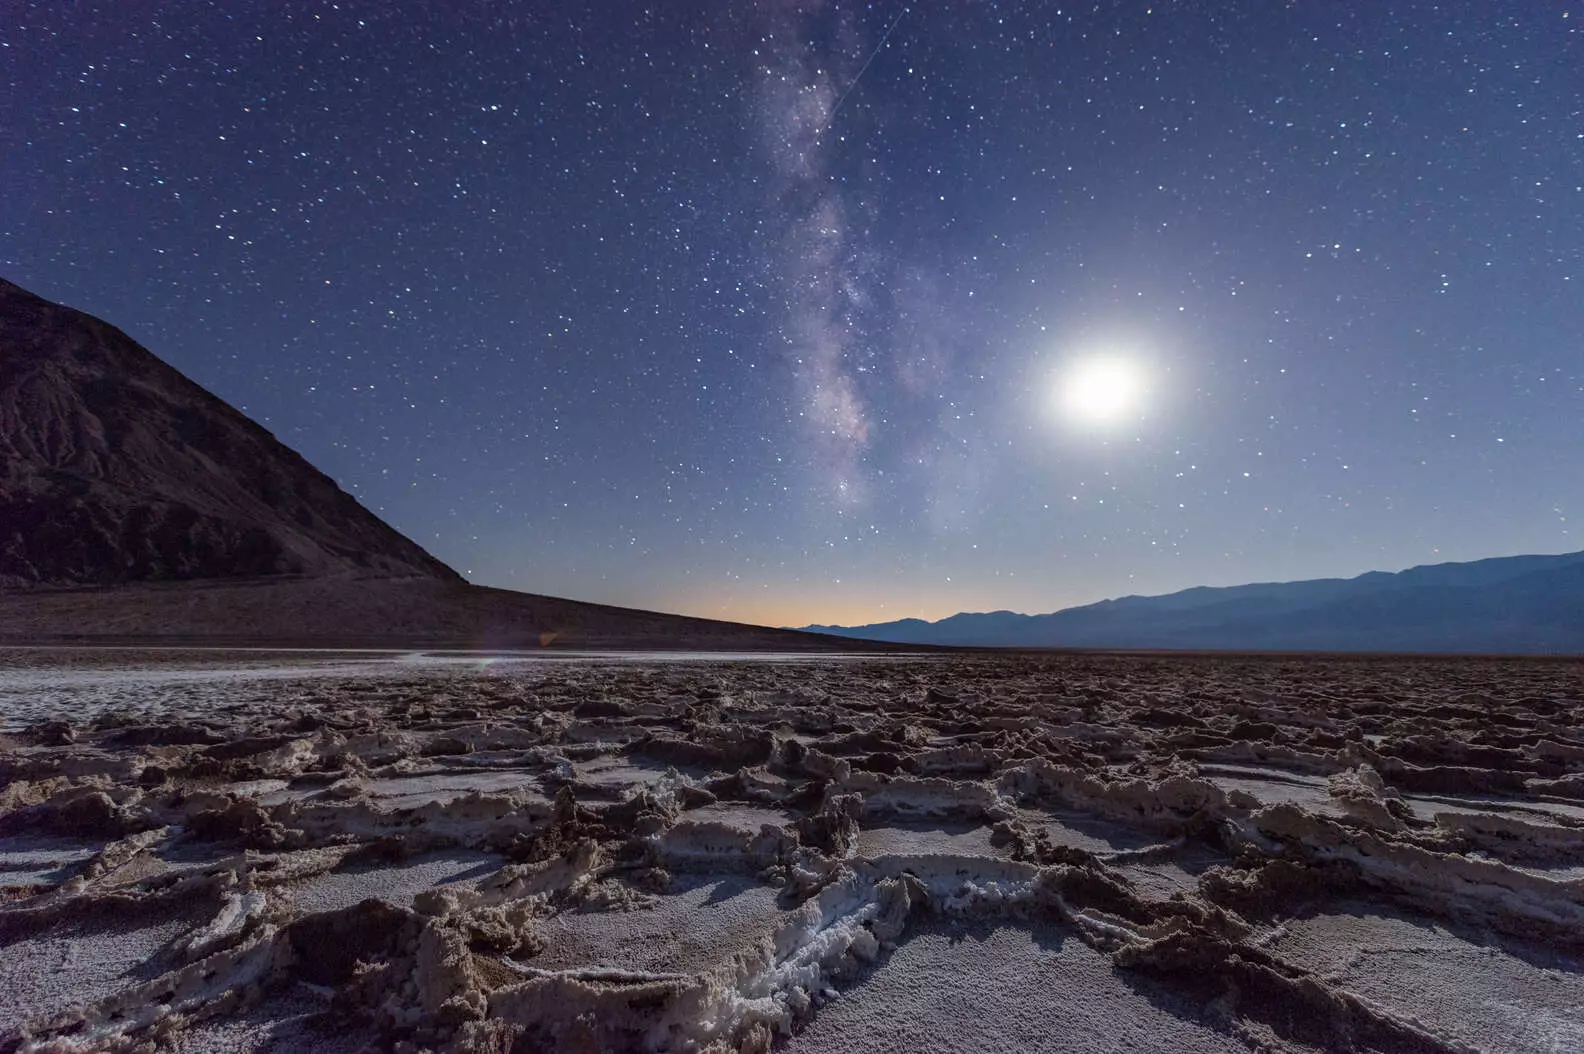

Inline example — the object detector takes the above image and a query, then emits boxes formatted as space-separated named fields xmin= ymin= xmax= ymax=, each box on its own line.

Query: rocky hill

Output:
xmin=0 ymin=278 xmax=459 ymax=586
xmin=0 ymin=278 xmax=888 ymax=650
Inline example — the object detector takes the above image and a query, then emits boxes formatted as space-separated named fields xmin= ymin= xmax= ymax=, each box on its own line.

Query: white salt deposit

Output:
xmin=786 ymin=921 xmax=1247 ymax=1053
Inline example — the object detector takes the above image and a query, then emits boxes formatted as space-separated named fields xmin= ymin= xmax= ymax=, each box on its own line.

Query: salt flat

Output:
xmin=2 ymin=647 xmax=1582 ymax=1052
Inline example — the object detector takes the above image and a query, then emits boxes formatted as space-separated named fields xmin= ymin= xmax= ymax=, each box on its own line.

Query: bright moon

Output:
xmin=1056 ymin=355 xmax=1147 ymax=426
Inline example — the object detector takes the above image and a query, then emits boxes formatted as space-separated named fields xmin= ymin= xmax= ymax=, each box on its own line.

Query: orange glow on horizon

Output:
xmin=645 ymin=588 xmax=1018 ymax=631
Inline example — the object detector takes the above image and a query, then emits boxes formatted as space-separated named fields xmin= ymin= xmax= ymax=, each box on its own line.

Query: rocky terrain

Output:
xmin=0 ymin=279 xmax=458 ymax=587
xmin=3 ymin=648 xmax=1583 ymax=1052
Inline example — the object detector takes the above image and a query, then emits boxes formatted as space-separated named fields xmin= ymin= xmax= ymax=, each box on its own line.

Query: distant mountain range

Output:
xmin=802 ymin=551 xmax=1584 ymax=654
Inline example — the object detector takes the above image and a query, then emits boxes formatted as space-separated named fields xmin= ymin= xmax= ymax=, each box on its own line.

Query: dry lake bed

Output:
xmin=2 ymin=647 xmax=1583 ymax=1052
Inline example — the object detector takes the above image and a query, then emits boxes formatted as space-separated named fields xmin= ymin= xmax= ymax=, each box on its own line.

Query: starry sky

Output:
xmin=4 ymin=2 xmax=1581 ymax=627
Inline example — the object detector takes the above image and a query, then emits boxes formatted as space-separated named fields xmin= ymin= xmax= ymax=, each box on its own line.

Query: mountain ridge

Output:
xmin=802 ymin=550 xmax=1584 ymax=654
xmin=0 ymin=277 xmax=460 ymax=586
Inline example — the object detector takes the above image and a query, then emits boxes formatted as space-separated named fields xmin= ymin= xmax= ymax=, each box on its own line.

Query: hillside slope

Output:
xmin=0 ymin=278 xmax=458 ymax=586
xmin=0 ymin=279 xmax=888 ymax=650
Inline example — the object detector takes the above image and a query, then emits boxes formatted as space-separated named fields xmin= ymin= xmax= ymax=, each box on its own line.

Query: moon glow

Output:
xmin=1056 ymin=354 xmax=1148 ymax=427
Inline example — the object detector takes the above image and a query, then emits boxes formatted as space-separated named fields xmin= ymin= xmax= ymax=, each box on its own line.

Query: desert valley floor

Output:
xmin=2 ymin=648 xmax=1583 ymax=1053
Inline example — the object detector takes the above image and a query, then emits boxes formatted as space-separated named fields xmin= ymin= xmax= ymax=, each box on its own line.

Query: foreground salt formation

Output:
xmin=2 ymin=649 xmax=1583 ymax=1052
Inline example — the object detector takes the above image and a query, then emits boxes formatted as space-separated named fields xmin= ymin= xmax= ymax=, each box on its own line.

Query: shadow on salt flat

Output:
xmin=0 ymin=834 xmax=105 ymax=888
xmin=0 ymin=907 xmax=204 ymax=1034
xmin=1199 ymin=764 xmax=1343 ymax=815
xmin=287 ymin=850 xmax=501 ymax=914
xmin=1116 ymin=861 xmax=1212 ymax=901
xmin=1406 ymin=792 xmax=1584 ymax=827
xmin=533 ymin=874 xmax=785 ymax=975
xmin=1266 ymin=899 xmax=1584 ymax=1053
xmin=784 ymin=920 xmax=1247 ymax=1054
xmin=167 ymin=994 xmax=377 ymax=1054
xmin=1114 ymin=842 xmax=1228 ymax=901
xmin=1020 ymin=809 xmax=1166 ymax=855
xmin=228 ymin=769 xmax=552 ymax=808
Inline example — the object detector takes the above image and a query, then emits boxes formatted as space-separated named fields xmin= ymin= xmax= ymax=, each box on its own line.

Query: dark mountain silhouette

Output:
xmin=0 ymin=278 xmax=881 ymax=650
xmin=803 ymin=551 xmax=1584 ymax=654
xmin=0 ymin=277 xmax=458 ymax=586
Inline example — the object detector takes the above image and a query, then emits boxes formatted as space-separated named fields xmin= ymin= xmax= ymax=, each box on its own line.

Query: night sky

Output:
xmin=5 ymin=2 xmax=1581 ymax=627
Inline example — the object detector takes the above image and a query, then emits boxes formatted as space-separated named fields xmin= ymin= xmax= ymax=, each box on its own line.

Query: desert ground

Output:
xmin=2 ymin=648 xmax=1583 ymax=1053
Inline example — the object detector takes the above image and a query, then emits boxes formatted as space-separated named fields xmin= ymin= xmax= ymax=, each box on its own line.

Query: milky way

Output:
xmin=4 ymin=2 xmax=1580 ymax=625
